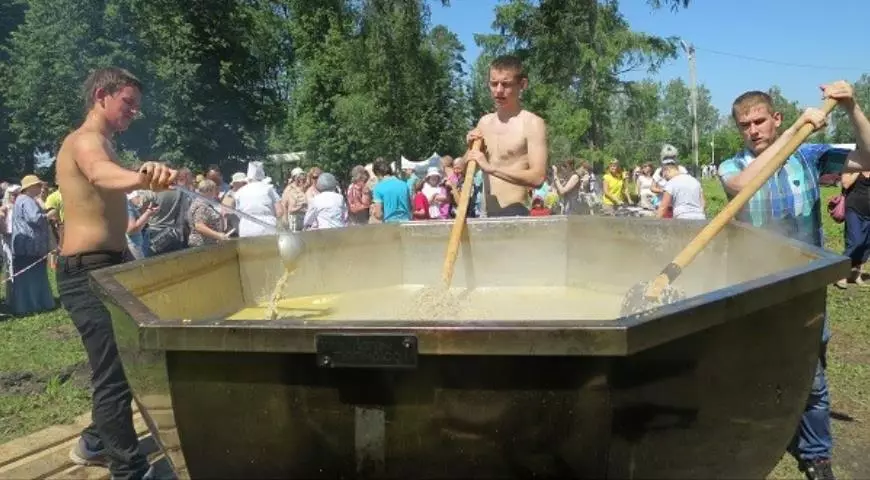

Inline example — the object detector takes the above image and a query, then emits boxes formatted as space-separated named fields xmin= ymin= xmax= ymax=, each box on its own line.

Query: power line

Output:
xmin=694 ymin=46 xmax=865 ymax=72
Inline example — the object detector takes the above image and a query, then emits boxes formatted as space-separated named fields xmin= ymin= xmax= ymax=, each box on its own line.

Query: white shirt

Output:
xmin=636 ymin=175 xmax=655 ymax=208
xmin=304 ymin=191 xmax=347 ymax=230
xmin=664 ymin=173 xmax=706 ymax=220
xmin=422 ymin=183 xmax=444 ymax=219
xmin=637 ymin=175 xmax=653 ymax=194
xmin=234 ymin=181 xmax=280 ymax=237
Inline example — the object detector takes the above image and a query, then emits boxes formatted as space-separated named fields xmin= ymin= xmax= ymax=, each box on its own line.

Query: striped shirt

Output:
xmin=717 ymin=144 xmax=850 ymax=247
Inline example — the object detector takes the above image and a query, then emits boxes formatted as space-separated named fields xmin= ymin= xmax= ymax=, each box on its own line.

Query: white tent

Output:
xmin=267 ymin=151 xmax=306 ymax=164
xmin=831 ymin=143 xmax=856 ymax=151
xmin=400 ymin=152 xmax=440 ymax=171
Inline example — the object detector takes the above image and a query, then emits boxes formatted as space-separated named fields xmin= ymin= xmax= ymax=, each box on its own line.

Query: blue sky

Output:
xmin=430 ymin=0 xmax=868 ymax=116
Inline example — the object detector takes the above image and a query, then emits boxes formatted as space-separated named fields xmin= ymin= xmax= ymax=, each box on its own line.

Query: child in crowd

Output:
xmin=412 ymin=179 xmax=430 ymax=220
xmin=529 ymin=196 xmax=551 ymax=216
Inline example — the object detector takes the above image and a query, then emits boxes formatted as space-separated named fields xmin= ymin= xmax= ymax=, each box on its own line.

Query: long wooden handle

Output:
xmin=441 ymin=139 xmax=483 ymax=287
xmin=654 ymin=98 xmax=838 ymax=288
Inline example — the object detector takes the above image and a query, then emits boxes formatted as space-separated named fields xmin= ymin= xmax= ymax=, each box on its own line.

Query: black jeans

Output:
xmin=57 ymin=250 xmax=149 ymax=480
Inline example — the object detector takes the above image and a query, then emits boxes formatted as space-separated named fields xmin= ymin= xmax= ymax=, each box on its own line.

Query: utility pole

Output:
xmin=680 ymin=39 xmax=700 ymax=176
xmin=710 ymin=133 xmax=715 ymax=165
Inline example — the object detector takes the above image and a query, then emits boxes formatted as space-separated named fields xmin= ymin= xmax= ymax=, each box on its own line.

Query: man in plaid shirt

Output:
xmin=718 ymin=81 xmax=870 ymax=480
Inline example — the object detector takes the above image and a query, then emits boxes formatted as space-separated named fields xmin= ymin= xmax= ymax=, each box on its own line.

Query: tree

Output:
xmin=281 ymin=0 xmax=467 ymax=179
xmin=421 ymin=24 xmax=470 ymax=156
xmin=607 ymin=80 xmax=666 ymax=166
xmin=130 ymin=0 xmax=289 ymax=169
xmin=467 ymin=49 xmax=494 ymax=123
xmin=658 ymin=78 xmax=718 ymax=167
xmin=1 ymin=0 xmax=120 ymax=174
xmin=0 ymin=0 xmax=27 ymax=178
xmin=711 ymin=116 xmax=745 ymax=165
xmin=1 ymin=0 xmax=294 ymax=176
xmin=767 ymin=85 xmax=801 ymax=130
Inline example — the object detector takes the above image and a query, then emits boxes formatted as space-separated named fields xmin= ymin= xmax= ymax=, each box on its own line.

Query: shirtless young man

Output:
xmin=55 ymin=67 xmax=176 ymax=480
xmin=465 ymin=55 xmax=548 ymax=217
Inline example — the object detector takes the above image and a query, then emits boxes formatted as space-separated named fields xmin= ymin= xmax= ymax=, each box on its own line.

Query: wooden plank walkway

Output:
xmin=0 ymin=403 xmax=178 ymax=480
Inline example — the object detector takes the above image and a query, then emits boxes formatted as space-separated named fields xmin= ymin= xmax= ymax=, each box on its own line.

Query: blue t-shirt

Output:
xmin=373 ymin=176 xmax=411 ymax=223
xmin=126 ymin=201 xmax=150 ymax=256
xmin=405 ymin=174 xmax=419 ymax=192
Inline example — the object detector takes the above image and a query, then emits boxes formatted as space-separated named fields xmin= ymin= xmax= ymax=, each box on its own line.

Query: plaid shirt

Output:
xmin=717 ymin=143 xmax=850 ymax=247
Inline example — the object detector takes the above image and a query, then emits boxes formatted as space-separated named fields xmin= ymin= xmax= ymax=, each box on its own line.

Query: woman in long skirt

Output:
xmin=9 ymin=175 xmax=55 ymax=315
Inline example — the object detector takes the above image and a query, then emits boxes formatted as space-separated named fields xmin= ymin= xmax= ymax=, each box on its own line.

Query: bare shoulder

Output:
xmin=520 ymin=110 xmax=546 ymax=129
xmin=520 ymin=110 xmax=545 ymax=122
xmin=73 ymin=129 xmax=111 ymax=154
xmin=72 ymin=129 xmax=117 ymax=169
xmin=477 ymin=112 xmax=496 ymax=128
xmin=521 ymin=111 xmax=547 ymax=144
xmin=60 ymin=129 xmax=108 ymax=162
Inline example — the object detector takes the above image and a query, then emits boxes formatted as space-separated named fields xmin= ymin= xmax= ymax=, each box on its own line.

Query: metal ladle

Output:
xmin=170 ymin=186 xmax=306 ymax=269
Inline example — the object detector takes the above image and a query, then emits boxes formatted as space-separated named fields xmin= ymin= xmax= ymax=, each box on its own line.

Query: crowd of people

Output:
xmin=121 ymin=142 xmax=709 ymax=262
xmin=2 ymin=54 xmax=869 ymax=480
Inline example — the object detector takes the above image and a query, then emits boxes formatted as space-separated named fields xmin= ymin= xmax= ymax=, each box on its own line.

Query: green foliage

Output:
xmin=0 ymin=0 xmax=26 ymax=178
xmin=830 ymin=74 xmax=870 ymax=144
xmin=767 ymin=85 xmax=802 ymax=129
xmin=712 ymin=120 xmax=746 ymax=163
xmin=129 ymin=0 xmax=289 ymax=169
xmin=0 ymin=0 xmax=865 ymax=185
xmin=645 ymin=0 xmax=691 ymax=10
xmin=2 ymin=0 xmax=105 ymax=172
xmin=282 ymin=0 xmax=469 ymax=179
xmin=0 ymin=0 xmax=293 ymax=175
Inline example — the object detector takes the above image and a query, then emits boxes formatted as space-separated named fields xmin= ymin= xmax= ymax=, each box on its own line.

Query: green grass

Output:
xmin=0 ymin=185 xmax=867 ymax=478
xmin=0 ymin=276 xmax=91 ymax=443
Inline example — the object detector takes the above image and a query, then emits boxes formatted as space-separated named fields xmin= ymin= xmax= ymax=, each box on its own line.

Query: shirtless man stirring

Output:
xmin=55 ymin=67 xmax=176 ymax=480
xmin=465 ymin=55 xmax=548 ymax=216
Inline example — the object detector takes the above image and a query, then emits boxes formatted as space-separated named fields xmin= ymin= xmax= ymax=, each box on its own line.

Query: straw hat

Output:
xmin=230 ymin=172 xmax=247 ymax=185
xmin=660 ymin=144 xmax=679 ymax=162
xmin=20 ymin=174 xmax=44 ymax=191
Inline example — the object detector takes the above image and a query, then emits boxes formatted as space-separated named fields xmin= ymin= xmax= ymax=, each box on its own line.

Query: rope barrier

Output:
xmin=2 ymin=249 xmax=58 ymax=284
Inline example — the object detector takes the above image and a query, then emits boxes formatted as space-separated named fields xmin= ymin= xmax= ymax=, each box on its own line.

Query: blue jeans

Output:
xmin=790 ymin=316 xmax=832 ymax=462
xmin=843 ymin=208 xmax=870 ymax=268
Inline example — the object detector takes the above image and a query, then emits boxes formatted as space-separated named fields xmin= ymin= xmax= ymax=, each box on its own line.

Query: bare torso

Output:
xmin=477 ymin=110 xmax=540 ymax=211
xmin=56 ymin=129 xmax=129 ymax=255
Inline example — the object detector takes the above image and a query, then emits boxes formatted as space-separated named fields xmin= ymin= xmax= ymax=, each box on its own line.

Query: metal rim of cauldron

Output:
xmin=89 ymin=216 xmax=849 ymax=358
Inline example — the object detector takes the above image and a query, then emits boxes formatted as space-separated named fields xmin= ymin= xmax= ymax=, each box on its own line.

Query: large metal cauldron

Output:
xmin=91 ymin=216 xmax=848 ymax=479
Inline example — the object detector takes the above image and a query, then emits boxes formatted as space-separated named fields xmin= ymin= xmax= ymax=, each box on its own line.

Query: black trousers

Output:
xmin=56 ymin=250 xmax=149 ymax=480
xmin=488 ymin=202 xmax=530 ymax=217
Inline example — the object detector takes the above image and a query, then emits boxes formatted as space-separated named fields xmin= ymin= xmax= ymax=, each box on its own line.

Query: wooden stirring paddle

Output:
xmin=441 ymin=138 xmax=484 ymax=287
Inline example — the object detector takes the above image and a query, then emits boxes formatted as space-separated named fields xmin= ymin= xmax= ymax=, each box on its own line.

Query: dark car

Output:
xmin=820 ymin=172 xmax=841 ymax=187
